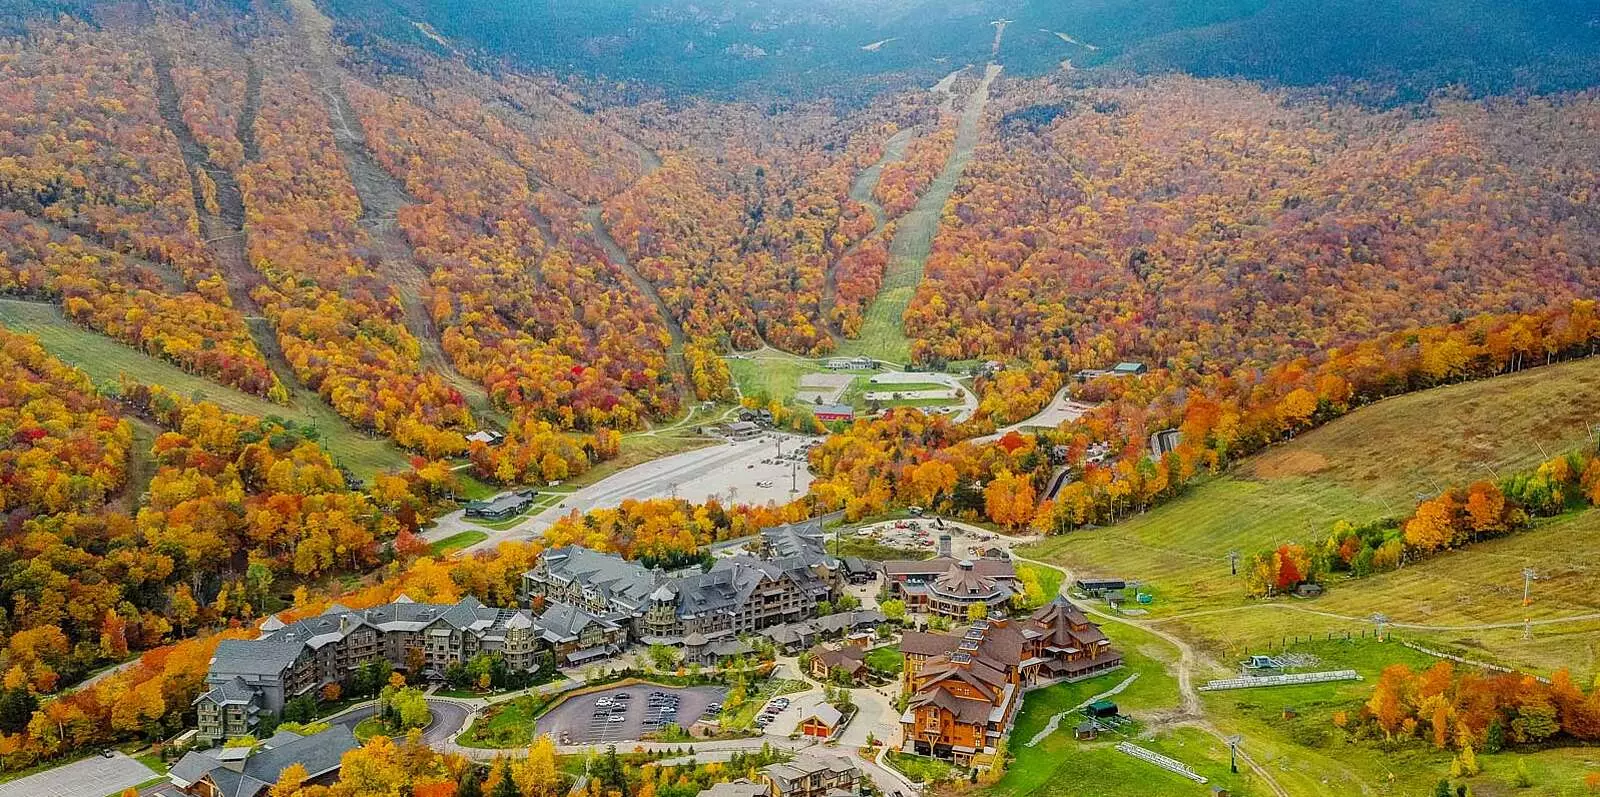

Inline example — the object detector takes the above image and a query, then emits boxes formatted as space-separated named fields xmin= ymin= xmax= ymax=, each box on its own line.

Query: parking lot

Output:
xmin=535 ymin=685 xmax=726 ymax=744
xmin=0 ymin=751 xmax=157 ymax=797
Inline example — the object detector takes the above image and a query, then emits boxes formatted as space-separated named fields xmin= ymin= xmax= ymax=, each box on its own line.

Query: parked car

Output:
xmin=609 ymin=714 xmax=627 ymax=723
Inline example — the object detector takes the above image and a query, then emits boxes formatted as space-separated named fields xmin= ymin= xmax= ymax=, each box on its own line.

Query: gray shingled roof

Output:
xmin=194 ymin=676 xmax=259 ymax=707
xmin=209 ymin=639 xmax=306 ymax=678
xmin=534 ymin=602 xmax=614 ymax=643
xmin=540 ymin=546 xmax=660 ymax=606
xmin=169 ymin=727 xmax=358 ymax=797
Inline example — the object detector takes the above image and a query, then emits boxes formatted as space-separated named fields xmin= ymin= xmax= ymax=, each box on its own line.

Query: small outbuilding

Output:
xmin=1087 ymin=700 xmax=1119 ymax=719
xmin=1074 ymin=578 xmax=1127 ymax=597
xmin=799 ymin=703 xmax=844 ymax=739
xmin=1074 ymin=720 xmax=1097 ymax=741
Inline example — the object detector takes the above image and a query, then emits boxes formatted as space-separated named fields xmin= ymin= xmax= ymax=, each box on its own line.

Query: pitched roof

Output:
xmin=882 ymin=556 xmax=1016 ymax=579
xmin=811 ymin=643 xmax=867 ymax=673
xmin=900 ymin=630 xmax=959 ymax=657
xmin=698 ymin=781 xmax=770 ymax=797
xmin=169 ymin=727 xmax=358 ymax=797
xmin=764 ymin=754 xmax=859 ymax=787
xmin=803 ymin=703 xmax=844 ymax=726
xmin=208 ymin=639 xmax=307 ymax=678
xmin=194 ymin=676 xmax=259 ymax=707
xmin=908 ymin=687 xmax=992 ymax=724
xmin=534 ymin=602 xmax=615 ymax=643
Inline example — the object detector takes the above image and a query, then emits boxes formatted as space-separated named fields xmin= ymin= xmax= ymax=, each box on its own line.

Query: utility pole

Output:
xmin=1227 ymin=550 xmax=1240 ymax=576
xmin=1226 ymin=735 xmax=1242 ymax=774
xmin=1524 ymin=567 xmax=1537 ymax=607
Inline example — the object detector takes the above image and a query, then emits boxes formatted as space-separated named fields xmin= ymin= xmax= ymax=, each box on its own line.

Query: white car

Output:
xmin=609 ymin=714 xmax=627 ymax=723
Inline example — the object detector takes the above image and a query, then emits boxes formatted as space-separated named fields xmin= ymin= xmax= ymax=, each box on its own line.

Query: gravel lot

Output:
xmin=535 ymin=685 xmax=726 ymax=745
xmin=0 ymin=752 xmax=156 ymax=797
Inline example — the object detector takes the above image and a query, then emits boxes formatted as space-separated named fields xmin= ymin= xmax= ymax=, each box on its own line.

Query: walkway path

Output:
xmin=1007 ymin=550 xmax=1290 ymax=797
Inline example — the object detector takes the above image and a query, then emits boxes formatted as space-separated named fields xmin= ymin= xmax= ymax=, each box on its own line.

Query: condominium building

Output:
xmin=194 ymin=596 xmax=542 ymax=740
xmin=762 ymin=754 xmax=862 ymax=797
xmin=523 ymin=523 xmax=838 ymax=645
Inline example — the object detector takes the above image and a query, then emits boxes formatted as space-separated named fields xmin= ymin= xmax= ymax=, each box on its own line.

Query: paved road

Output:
xmin=330 ymin=698 xmax=473 ymax=748
xmin=968 ymin=386 xmax=1091 ymax=444
xmin=0 ymin=752 xmax=157 ymax=797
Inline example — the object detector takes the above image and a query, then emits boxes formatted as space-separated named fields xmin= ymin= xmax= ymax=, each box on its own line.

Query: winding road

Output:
xmin=328 ymin=698 xmax=474 ymax=748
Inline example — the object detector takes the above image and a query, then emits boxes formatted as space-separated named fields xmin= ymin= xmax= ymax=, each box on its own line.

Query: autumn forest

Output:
xmin=2 ymin=0 xmax=1600 ymax=791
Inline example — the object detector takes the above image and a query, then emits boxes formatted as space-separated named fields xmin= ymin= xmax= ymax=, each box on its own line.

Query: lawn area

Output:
xmin=429 ymin=530 xmax=489 ymax=555
xmin=458 ymin=692 xmax=557 ymax=748
xmin=728 ymin=352 xmax=828 ymax=405
xmin=454 ymin=472 xmax=501 ymax=500
xmin=885 ymin=750 xmax=962 ymax=784
xmin=353 ymin=716 xmax=391 ymax=742
xmin=1014 ymin=562 xmax=1063 ymax=609
xmin=990 ymin=725 xmax=1264 ymax=797
xmin=1154 ymin=507 xmax=1600 ymax=678
xmin=864 ymin=645 xmax=903 ymax=674
xmin=0 ymin=298 xmax=411 ymax=480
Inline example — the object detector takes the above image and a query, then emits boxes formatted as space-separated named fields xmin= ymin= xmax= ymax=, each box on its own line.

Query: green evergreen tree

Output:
xmin=458 ymin=765 xmax=484 ymax=797
xmin=491 ymin=758 xmax=519 ymax=797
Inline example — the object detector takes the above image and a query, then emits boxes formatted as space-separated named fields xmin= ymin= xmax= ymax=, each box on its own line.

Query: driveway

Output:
xmin=0 ymin=752 xmax=157 ymax=797
xmin=330 ymin=698 xmax=474 ymax=747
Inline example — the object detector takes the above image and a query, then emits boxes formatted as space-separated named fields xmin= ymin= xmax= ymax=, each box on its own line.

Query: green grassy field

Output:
xmin=1021 ymin=355 xmax=1600 ymax=653
xmin=428 ymin=530 xmax=489 ymax=555
xmin=1193 ymin=636 xmax=1600 ymax=796
xmin=0 ymin=299 xmax=411 ymax=480
xmin=1150 ymin=507 xmax=1600 ymax=678
xmin=988 ymin=622 xmax=1274 ymax=797
xmin=865 ymin=644 xmax=904 ymax=674
xmin=1015 ymin=562 xmax=1064 ymax=610
xmin=1011 ymin=356 xmax=1600 ymax=792
xmin=727 ymin=351 xmax=827 ymax=404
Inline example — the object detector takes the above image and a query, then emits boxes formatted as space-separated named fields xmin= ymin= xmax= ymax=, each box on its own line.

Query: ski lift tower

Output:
xmin=1226 ymin=735 xmax=1242 ymax=774
xmin=1371 ymin=612 xmax=1390 ymax=642
xmin=1523 ymin=567 xmax=1538 ymax=607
